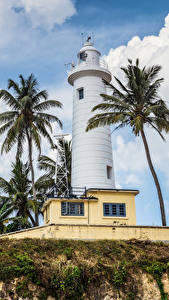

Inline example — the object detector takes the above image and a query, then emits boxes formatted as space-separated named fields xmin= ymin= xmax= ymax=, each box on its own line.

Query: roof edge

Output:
xmin=87 ymin=188 xmax=139 ymax=195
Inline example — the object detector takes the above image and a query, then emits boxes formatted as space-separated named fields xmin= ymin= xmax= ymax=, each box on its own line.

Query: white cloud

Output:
xmin=18 ymin=0 xmax=76 ymax=29
xmin=114 ymin=135 xmax=146 ymax=173
xmin=125 ymin=174 xmax=141 ymax=185
xmin=0 ymin=0 xmax=76 ymax=32
xmin=105 ymin=14 xmax=169 ymax=87
xmin=0 ymin=0 xmax=78 ymax=65
xmin=105 ymin=14 xmax=169 ymax=187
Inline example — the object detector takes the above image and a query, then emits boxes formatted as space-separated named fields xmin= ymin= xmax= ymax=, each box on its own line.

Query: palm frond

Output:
xmin=86 ymin=112 xmax=129 ymax=131
xmin=38 ymin=155 xmax=55 ymax=177
xmin=0 ymin=177 xmax=13 ymax=194
xmin=0 ymin=111 xmax=18 ymax=124
xmin=34 ymin=100 xmax=62 ymax=111
xmin=35 ymin=121 xmax=54 ymax=148
xmin=0 ymin=121 xmax=14 ymax=135
xmin=0 ymin=90 xmax=20 ymax=109
xmin=36 ymin=113 xmax=62 ymax=128
xmin=8 ymin=79 xmax=20 ymax=94
xmin=31 ymin=124 xmax=41 ymax=153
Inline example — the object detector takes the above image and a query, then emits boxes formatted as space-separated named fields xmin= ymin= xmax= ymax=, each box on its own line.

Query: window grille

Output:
xmin=103 ymin=203 xmax=126 ymax=217
xmin=61 ymin=202 xmax=84 ymax=216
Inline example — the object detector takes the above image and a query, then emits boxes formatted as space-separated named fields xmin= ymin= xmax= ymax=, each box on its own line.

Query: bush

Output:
xmin=52 ymin=265 xmax=83 ymax=299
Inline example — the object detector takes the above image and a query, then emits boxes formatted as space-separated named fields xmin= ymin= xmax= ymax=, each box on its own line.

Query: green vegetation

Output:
xmin=0 ymin=74 xmax=62 ymax=226
xmin=0 ymin=159 xmax=56 ymax=233
xmin=0 ymin=239 xmax=168 ymax=299
xmin=87 ymin=59 xmax=169 ymax=226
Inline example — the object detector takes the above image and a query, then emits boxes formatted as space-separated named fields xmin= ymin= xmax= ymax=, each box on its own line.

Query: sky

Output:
xmin=0 ymin=0 xmax=169 ymax=226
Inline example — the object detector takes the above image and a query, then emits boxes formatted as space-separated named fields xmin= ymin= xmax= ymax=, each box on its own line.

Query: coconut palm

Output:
xmin=0 ymin=74 xmax=62 ymax=225
xmin=0 ymin=160 xmax=36 ymax=226
xmin=86 ymin=59 xmax=169 ymax=226
xmin=0 ymin=159 xmax=51 ymax=228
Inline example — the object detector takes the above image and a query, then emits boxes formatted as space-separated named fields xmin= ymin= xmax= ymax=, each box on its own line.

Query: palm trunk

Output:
xmin=26 ymin=130 xmax=39 ymax=226
xmin=141 ymin=129 xmax=166 ymax=226
xmin=27 ymin=210 xmax=36 ymax=227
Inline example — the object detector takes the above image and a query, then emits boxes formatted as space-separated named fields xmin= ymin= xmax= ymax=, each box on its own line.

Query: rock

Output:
xmin=28 ymin=282 xmax=37 ymax=292
xmin=162 ymin=273 xmax=169 ymax=296
xmin=103 ymin=295 xmax=114 ymax=300
xmin=0 ymin=281 xmax=3 ymax=291
xmin=137 ymin=273 xmax=161 ymax=300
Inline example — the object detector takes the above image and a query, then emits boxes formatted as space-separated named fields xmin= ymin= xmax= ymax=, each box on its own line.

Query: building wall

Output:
xmin=42 ymin=190 xmax=137 ymax=226
xmin=1 ymin=224 xmax=169 ymax=241
xmin=87 ymin=190 xmax=136 ymax=226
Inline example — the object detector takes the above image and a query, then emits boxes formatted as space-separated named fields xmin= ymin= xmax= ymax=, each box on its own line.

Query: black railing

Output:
xmin=46 ymin=185 xmax=87 ymax=199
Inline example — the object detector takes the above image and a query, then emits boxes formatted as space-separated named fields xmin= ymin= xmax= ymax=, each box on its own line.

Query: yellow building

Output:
xmin=2 ymin=188 xmax=169 ymax=242
xmin=42 ymin=188 xmax=139 ymax=226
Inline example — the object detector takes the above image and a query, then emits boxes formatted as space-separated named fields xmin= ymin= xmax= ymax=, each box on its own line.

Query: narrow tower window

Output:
xmin=107 ymin=165 xmax=112 ymax=179
xmin=78 ymin=88 xmax=84 ymax=100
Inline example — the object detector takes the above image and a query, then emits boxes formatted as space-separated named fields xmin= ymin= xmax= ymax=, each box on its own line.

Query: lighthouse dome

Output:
xmin=78 ymin=42 xmax=101 ymax=56
xmin=77 ymin=41 xmax=101 ymax=66
xmin=68 ymin=42 xmax=111 ymax=85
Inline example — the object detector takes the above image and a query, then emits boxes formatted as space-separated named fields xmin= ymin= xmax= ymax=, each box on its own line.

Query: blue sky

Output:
xmin=0 ymin=0 xmax=169 ymax=226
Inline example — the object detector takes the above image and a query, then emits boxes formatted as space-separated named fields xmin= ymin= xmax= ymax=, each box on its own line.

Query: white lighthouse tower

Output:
xmin=68 ymin=39 xmax=115 ymax=190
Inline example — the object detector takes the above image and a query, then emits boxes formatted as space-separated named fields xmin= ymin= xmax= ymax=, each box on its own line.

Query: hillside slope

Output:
xmin=0 ymin=239 xmax=169 ymax=299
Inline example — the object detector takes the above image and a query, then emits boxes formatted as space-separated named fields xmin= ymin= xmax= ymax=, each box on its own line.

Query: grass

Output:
xmin=0 ymin=239 xmax=168 ymax=299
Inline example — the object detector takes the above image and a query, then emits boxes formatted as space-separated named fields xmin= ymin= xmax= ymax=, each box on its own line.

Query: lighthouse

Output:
xmin=42 ymin=39 xmax=138 ymax=231
xmin=68 ymin=40 xmax=115 ymax=189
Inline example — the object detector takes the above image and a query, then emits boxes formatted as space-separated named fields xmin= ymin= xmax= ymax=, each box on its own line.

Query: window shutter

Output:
xmin=112 ymin=204 xmax=117 ymax=216
xmin=119 ymin=204 xmax=126 ymax=217
xmin=61 ymin=202 xmax=67 ymax=215
xmin=104 ymin=204 xmax=110 ymax=216
xmin=103 ymin=203 xmax=126 ymax=217
xmin=61 ymin=202 xmax=84 ymax=216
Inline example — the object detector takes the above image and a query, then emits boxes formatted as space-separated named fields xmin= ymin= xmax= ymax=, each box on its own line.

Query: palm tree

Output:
xmin=86 ymin=59 xmax=169 ymax=226
xmin=0 ymin=160 xmax=36 ymax=226
xmin=0 ymin=159 xmax=51 ymax=228
xmin=0 ymin=74 xmax=62 ymax=225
